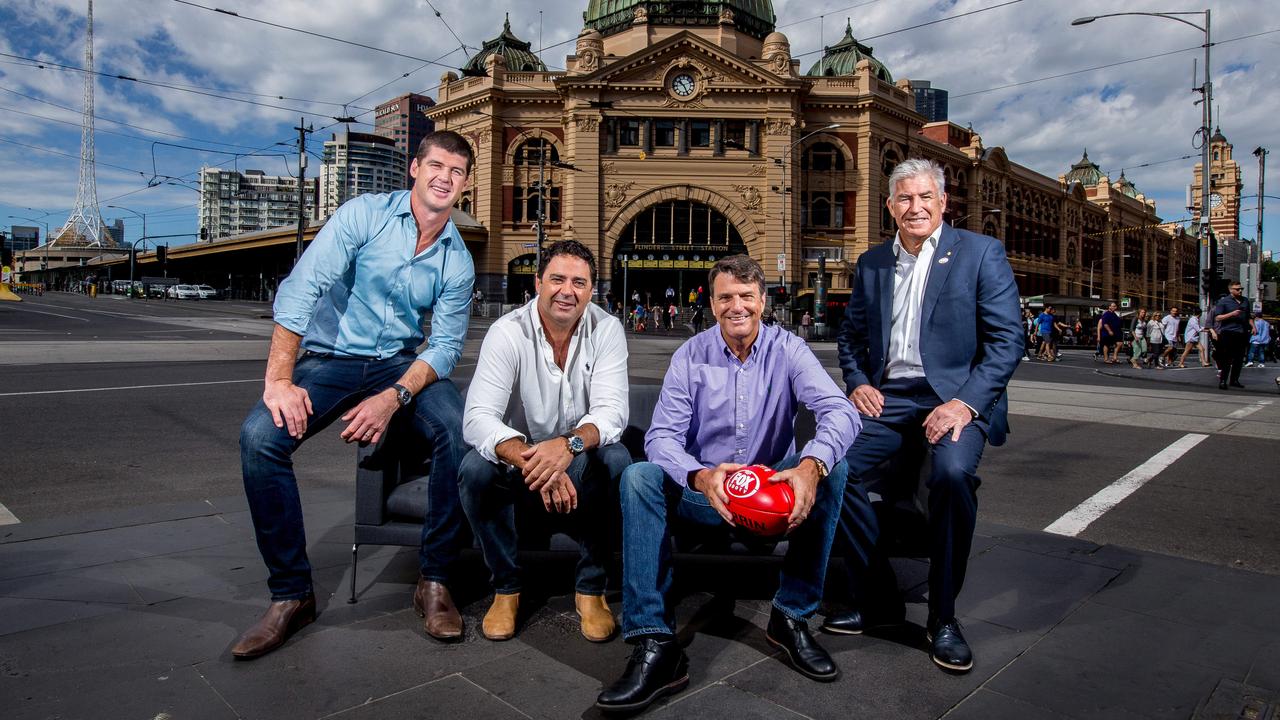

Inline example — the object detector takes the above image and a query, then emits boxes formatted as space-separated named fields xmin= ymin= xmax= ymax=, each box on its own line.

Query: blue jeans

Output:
xmin=1248 ymin=343 xmax=1267 ymax=363
xmin=839 ymin=376 xmax=985 ymax=622
xmin=619 ymin=455 xmax=848 ymax=639
xmin=240 ymin=352 xmax=466 ymax=600
xmin=458 ymin=443 xmax=632 ymax=595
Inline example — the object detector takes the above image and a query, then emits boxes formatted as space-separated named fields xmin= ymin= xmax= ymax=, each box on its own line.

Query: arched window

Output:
xmin=617 ymin=200 xmax=744 ymax=249
xmin=512 ymin=138 xmax=560 ymax=224
xmin=802 ymin=142 xmax=845 ymax=171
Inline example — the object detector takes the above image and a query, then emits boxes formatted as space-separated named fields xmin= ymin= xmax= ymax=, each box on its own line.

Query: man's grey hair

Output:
xmin=888 ymin=158 xmax=946 ymax=197
xmin=708 ymin=254 xmax=766 ymax=295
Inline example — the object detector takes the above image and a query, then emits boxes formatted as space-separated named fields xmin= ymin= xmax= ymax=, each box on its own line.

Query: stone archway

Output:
xmin=604 ymin=184 xmax=761 ymax=261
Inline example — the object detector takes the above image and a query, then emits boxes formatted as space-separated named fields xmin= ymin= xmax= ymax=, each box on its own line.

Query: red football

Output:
xmin=723 ymin=465 xmax=794 ymax=537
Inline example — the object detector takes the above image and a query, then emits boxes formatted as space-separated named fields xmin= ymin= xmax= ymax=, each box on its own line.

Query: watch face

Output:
xmin=670 ymin=73 xmax=696 ymax=97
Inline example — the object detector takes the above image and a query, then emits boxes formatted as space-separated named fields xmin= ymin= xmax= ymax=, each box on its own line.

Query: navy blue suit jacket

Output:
xmin=836 ymin=224 xmax=1023 ymax=446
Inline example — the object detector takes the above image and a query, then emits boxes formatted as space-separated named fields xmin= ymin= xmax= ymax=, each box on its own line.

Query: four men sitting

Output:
xmin=232 ymin=138 xmax=1019 ymax=711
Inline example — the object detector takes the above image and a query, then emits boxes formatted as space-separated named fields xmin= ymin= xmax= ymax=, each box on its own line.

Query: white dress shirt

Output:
xmin=885 ymin=225 xmax=942 ymax=379
xmin=463 ymin=299 xmax=629 ymax=465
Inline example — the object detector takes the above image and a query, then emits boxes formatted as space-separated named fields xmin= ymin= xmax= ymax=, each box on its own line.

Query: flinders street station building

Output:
xmin=429 ymin=0 xmax=1202 ymax=314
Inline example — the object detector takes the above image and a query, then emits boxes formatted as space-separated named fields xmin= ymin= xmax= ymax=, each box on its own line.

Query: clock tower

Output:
xmin=1190 ymin=127 xmax=1243 ymax=240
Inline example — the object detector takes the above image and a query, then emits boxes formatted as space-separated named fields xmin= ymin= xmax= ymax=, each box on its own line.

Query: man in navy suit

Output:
xmin=823 ymin=158 xmax=1022 ymax=672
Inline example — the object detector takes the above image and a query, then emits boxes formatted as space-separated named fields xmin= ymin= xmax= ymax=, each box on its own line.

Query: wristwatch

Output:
xmin=803 ymin=456 xmax=829 ymax=479
xmin=562 ymin=432 xmax=585 ymax=456
xmin=390 ymin=383 xmax=412 ymax=407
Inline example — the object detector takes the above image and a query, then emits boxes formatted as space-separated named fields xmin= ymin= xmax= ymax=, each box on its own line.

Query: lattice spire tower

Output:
xmin=57 ymin=0 xmax=108 ymax=247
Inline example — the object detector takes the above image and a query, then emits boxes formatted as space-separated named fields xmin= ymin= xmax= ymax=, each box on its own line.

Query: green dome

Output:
xmin=804 ymin=20 xmax=892 ymax=82
xmin=1064 ymin=149 xmax=1103 ymax=187
xmin=583 ymin=0 xmax=776 ymax=41
xmin=463 ymin=15 xmax=547 ymax=74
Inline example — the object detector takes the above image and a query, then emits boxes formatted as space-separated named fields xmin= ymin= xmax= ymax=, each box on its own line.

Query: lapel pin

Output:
xmin=938 ymin=257 xmax=949 ymax=264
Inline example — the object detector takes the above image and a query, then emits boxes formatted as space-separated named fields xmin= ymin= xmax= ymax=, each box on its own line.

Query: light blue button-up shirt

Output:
xmin=273 ymin=190 xmax=474 ymax=379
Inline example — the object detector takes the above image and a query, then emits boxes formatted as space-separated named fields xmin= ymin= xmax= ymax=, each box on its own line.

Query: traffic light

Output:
xmin=1201 ymin=268 xmax=1214 ymax=300
xmin=156 ymin=244 xmax=167 ymax=264
xmin=773 ymin=285 xmax=789 ymax=305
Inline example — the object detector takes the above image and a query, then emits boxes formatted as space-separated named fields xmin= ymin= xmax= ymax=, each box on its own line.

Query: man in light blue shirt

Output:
xmin=232 ymin=131 xmax=475 ymax=659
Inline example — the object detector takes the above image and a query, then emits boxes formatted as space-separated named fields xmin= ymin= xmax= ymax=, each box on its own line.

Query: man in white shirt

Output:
xmin=1160 ymin=306 xmax=1181 ymax=368
xmin=460 ymin=240 xmax=631 ymax=644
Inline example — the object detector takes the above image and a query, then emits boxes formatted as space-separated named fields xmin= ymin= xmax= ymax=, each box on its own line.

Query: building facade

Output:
xmin=374 ymin=92 xmax=436 ymax=188
xmin=319 ymin=131 xmax=407 ymax=218
xmin=198 ymin=168 xmax=318 ymax=241
xmin=426 ymin=1 xmax=1196 ymax=312
xmin=911 ymin=80 xmax=948 ymax=123
xmin=1190 ymin=128 xmax=1244 ymax=241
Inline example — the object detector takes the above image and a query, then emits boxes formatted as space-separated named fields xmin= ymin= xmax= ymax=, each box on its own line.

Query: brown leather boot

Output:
xmin=575 ymin=593 xmax=617 ymax=643
xmin=482 ymin=593 xmax=520 ymax=641
xmin=230 ymin=595 xmax=317 ymax=659
xmin=413 ymin=578 xmax=463 ymax=641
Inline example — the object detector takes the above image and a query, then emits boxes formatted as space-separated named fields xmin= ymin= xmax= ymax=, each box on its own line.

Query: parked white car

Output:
xmin=166 ymin=284 xmax=200 ymax=299
xmin=195 ymin=284 xmax=219 ymax=299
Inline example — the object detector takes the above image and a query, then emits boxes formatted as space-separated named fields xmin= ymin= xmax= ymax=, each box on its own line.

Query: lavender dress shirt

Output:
xmin=645 ymin=323 xmax=860 ymax=486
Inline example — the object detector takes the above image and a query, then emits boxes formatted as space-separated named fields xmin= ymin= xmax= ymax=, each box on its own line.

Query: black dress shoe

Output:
xmin=927 ymin=618 xmax=973 ymax=672
xmin=1220 ymin=379 xmax=1229 ymax=390
xmin=766 ymin=607 xmax=839 ymax=682
xmin=596 ymin=636 xmax=689 ymax=713
xmin=821 ymin=601 xmax=906 ymax=635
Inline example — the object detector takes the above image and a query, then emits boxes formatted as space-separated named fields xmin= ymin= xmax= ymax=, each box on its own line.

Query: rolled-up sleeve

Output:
xmin=273 ymin=202 xmax=365 ymax=334
xmin=417 ymin=246 xmax=474 ymax=379
xmin=644 ymin=347 xmax=706 ymax=487
xmin=462 ymin=325 xmax=525 ymax=464
xmin=576 ymin=316 xmax=629 ymax=447
xmin=789 ymin=337 xmax=860 ymax=469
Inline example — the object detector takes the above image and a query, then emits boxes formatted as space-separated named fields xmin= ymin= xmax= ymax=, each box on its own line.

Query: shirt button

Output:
xmin=737 ymin=423 xmax=744 ymax=429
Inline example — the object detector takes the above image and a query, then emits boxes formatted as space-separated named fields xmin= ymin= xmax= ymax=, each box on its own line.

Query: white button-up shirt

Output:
xmin=885 ymin=225 xmax=943 ymax=379
xmin=463 ymin=299 xmax=629 ymax=465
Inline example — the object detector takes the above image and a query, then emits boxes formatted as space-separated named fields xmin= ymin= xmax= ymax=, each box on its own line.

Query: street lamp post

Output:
xmin=1073 ymin=9 xmax=1212 ymax=314
xmin=107 ymin=205 xmax=147 ymax=287
xmin=616 ymin=253 xmax=630 ymax=325
xmin=777 ymin=123 xmax=840 ymax=297
xmin=1251 ymin=147 xmax=1267 ymax=302
xmin=1088 ymin=254 xmax=1131 ymax=300
xmin=9 ymin=214 xmax=52 ymax=282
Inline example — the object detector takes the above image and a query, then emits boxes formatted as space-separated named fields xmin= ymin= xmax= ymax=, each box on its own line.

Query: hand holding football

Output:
xmin=723 ymin=465 xmax=794 ymax=536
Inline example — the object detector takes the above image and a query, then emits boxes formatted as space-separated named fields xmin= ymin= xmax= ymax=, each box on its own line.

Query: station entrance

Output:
xmin=610 ymin=199 xmax=749 ymax=307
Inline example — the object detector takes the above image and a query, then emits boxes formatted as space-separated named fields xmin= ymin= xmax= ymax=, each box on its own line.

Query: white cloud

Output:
xmin=2 ymin=0 xmax=1277 ymax=245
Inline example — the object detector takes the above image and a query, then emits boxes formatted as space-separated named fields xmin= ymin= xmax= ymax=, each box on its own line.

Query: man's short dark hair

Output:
xmin=415 ymin=130 xmax=474 ymax=174
xmin=538 ymin=240 xmax=597 ymax=284
xmin=708 ymin=254 xmax=766 ymax=295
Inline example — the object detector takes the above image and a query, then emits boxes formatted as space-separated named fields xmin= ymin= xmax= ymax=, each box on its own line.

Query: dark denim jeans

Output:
xmin=239 ymin=352 xmax=465 ymax=600
xmin=458 ymin=443 xmax=632 ymax=595
xmin=619 ymin=454 xmax=848 ymax=639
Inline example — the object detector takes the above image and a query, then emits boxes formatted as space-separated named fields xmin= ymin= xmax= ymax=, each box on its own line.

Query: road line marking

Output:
xmin=0 ymin=379 xmax=260 ymax=397
xmin=1226 ymin=401 xmax=1270 ymax=420
xmin=5 ymin=306 xmax=90 ymax=322
xmin=0 ymin=501 xmax=19 ymax=526
xmin=1045 ymin=433 xmax=1209 ymax=537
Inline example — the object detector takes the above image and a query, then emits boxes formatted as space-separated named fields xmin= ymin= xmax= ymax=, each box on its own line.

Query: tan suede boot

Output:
xmin=482 ymin=593 xmax=520 ymax=641
xmin=575 ymin=592 xmax=617 ymax=643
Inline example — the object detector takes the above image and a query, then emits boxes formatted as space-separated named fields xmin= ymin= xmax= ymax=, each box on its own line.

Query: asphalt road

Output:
xmin=3 ymin=292 xmax=1278 ymax=576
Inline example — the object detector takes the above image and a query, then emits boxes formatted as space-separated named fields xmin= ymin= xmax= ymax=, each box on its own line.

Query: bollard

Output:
xmin=89 ymin=285 xmax=98 ymax=298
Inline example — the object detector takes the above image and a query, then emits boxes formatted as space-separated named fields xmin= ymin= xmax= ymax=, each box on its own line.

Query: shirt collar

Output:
xmin=892 ymin=224 xmax=943 ymax=259
xmin=713 ymin=321 xmax=766 ymax=364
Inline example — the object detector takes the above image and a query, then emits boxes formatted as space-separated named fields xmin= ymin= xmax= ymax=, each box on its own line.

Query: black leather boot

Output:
xmin=596 ymin=636 xmax=689 ymax=713
xmin=766 ymin=607 xmax=839 ymax=681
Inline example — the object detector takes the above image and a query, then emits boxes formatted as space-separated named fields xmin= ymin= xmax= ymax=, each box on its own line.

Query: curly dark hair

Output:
xmin=538 ymin=240 xmax=597 ymax=284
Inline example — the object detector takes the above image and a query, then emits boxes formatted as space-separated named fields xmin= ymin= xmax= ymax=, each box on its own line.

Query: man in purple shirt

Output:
xmin=596 ymin=256 xmax=858 ymax=714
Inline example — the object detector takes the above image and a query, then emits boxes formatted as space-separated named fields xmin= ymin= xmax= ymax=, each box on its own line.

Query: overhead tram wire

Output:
xmin=949 ymin=27 xmax=1280 ymax=100
xmin=0 ymin=84 xmax=281 ymax=151
xmin=789 ymin=0 xmax=1027 ymax=59
xmin=0 ymin=51 xmax=362 ymax=122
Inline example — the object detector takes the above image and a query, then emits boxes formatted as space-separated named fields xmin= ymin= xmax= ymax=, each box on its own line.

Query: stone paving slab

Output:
xmin=2 ymin=492 xmax=1278 ymax=720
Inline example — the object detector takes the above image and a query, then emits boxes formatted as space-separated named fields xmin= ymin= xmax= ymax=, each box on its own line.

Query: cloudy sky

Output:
xmin=1 ymin=0 xmax=1276 ymax=252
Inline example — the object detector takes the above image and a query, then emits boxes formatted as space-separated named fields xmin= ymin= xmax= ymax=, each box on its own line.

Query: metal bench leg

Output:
xmin=348 ymin=543 xmax=359 ymax=604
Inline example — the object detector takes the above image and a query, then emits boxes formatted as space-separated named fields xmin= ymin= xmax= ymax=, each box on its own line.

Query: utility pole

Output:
xmin=1254 ymin=146 xmax=1267 ymax=301
xmin=294 ymin=118 xmax=313 ymax=265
